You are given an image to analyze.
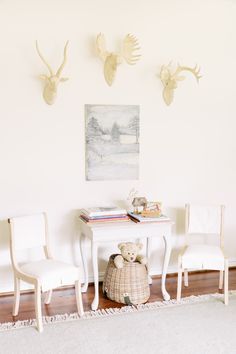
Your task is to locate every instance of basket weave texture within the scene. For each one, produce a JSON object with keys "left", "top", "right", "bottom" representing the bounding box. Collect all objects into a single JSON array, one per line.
[{"left": 102, "top": 254, "right": 150, "bottom": 305}]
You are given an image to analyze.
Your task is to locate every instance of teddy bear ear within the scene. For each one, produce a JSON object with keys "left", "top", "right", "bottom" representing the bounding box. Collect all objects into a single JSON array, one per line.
[
  {"left": 118, "top": 243, "right": 126, "bottom": 250},
  {"left": 137, "top": 243, "right": 143, "bottom": 250}
]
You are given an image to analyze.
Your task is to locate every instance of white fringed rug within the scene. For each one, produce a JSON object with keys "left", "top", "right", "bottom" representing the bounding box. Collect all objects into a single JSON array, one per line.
[{"left": 1, "top": 292, "right": 236, "bottom": 354}]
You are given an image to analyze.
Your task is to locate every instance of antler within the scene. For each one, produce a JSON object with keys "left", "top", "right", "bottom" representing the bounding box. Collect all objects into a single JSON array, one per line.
[
  {"left": 36, "top": 41, "right": 53, "bottom": 76},
  {"left": 36, "top": 41, "right": 69, "bottom": 105},
  {"left": 173, "top": 64, "right": 202, "bottom": 82},
  {"left": 159, "top": 62, "right": 202, "bottom": 106},
  {"left": 122, "top": 34, "right": 141, "bottom": 65},
  {"left": 96, "top": 33, "right": 141, "bottom": 86},
  {"left": 56, "top": 41, "right": 69, "bottom": 78}
]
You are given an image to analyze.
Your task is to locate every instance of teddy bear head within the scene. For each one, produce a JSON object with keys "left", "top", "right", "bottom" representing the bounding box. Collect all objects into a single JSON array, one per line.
[{"left": 118, "top": 242, "right": 143, "bottom": 263}]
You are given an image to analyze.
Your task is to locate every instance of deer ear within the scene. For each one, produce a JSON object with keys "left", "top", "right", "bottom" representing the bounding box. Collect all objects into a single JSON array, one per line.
[
  {"left": 60, "top": 77, "right": 69, "bottom": 82},
  {"left": 118, "top": 243, "right": 126, "bottom": 251},
  {"left": 160, "top": 67, "right": 171, "bottom": 82},
  {"left": 39, "top": 75, "right": 48, "bottom": 81},
  {"left": 137, "top": 243, "right": 143, "bottom": 250}
]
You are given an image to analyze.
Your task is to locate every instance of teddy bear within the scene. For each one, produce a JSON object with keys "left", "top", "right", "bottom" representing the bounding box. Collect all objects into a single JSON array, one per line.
[{"left": 114, "top": 242, "right": 147, "bottom": 269}]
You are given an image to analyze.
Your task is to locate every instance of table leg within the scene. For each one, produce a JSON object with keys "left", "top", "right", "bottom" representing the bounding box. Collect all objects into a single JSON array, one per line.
[
  {"left": 80, "top": 232, "right": 88, "bottom": 293},
  {"left": 146, "top": 237, "right": 152, "bottom": 285},
  {"left": 161, "top": 234, "right": 172, "bottom": 301},
  {"left": 91, "top": 242, "right": 99, "bottom": 311}
]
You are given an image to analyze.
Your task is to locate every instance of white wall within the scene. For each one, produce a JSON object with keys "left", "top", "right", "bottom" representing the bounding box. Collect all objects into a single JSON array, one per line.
[{"left": 0, "top": 0, "right": 236, "bottom": 292}]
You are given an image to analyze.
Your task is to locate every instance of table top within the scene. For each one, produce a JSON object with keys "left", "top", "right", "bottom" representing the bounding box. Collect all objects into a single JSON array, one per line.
[
  {"left": 79, "top": 217, "right": 173, "bottom": 228},
  {"left": 78, "top": 217, "right": 173, "bottom": 241}
]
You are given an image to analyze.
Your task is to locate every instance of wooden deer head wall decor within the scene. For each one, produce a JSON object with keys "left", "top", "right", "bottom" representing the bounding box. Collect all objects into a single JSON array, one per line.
[
  {"left": 36, "top": 41, "right": 69, "bottom": 105},
  {"left": 96, "top": 33, "right": 141, "bottom": 86},
  {"left": 160, "top": 63, "right": 202, "bottom": 106}
]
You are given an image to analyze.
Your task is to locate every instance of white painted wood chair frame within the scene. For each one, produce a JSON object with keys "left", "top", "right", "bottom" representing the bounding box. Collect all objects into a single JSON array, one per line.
[
  {"left": 9, "top": 213, "right": 84, "bottom": 332},
  {"left": 177, "top": 204, "right": 228, "bottom": 305}
]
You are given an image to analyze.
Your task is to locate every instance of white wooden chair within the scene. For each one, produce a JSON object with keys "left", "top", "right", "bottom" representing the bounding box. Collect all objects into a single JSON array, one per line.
[
  {"left": 177, "top": 204, "right": 228, "bottom": 305},
  {"left": 9, "top": 213, "right": 84, "bottom": 332}
]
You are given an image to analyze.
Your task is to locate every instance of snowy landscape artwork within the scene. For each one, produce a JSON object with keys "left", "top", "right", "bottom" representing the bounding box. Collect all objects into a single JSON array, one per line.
[{"left": 85, "top": 104, "right": 139, "bottom": 181}]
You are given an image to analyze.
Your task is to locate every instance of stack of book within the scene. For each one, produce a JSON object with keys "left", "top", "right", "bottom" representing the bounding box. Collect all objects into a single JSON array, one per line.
[
  {"left": 128, "top": 212, "right": 170, "bottom": 223},
  {"left": 80, "top": 206, "right": 129, "bottom": 224}
]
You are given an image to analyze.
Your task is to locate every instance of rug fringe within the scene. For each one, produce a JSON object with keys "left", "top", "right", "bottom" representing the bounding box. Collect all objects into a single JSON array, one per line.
[{"left": 1, "top": 290, "right": 235, "bottom": 332}]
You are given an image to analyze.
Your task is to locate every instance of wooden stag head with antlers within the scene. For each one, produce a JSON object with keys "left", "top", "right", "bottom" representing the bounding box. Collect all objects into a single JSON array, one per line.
[
  {"left": 36, "top": 41, "right": 69, "bottom": 105},
  {"left": 160, "top": 63, "right": 202, "bottom": 106},
  {"left": 96, "top": 33, "right": 141, "bottom": 86}
]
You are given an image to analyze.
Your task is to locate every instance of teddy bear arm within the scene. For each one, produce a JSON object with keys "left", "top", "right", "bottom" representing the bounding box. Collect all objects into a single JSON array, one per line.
[
  {"left": 114, "top": 255, "right": 124, "bottom": 269},
  {"left": 136, "top": 255, "right": 147, "bottom": 265}
]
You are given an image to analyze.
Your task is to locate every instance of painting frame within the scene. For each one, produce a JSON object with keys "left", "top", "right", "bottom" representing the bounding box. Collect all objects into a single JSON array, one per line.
[{"left": 85, "top": 104, "right": 140, "bottom": 181}]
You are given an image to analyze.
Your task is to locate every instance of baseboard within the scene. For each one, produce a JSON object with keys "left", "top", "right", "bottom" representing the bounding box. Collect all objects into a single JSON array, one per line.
[
  {"left": 228, "top": 259, "right": 236, "bottom": 267},
  {"left": 1, "top": 259, "right": 236, "bottom": 296},
  {"left": 88, "top": 259, "right": 236, "bottom": 283}
]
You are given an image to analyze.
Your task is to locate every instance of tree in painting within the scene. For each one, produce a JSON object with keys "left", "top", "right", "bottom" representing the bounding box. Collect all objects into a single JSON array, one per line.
[
  {"left": 111, "top": 122, "right": 120, "bottom": 142},
  {"left": 86, "top": 117, "right": 102, "bottom": 141},
  {"left": 128, "top": 116, "right": 139, "bottom": 143}
]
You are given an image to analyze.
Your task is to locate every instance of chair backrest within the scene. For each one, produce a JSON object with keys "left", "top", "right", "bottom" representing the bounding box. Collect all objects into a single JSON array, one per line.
[
  {"left": 9, "top": 213, "right": 47, "bottom": 252},
  {"left": 185, "top": 204, "right": 224, "bottom": 248}
]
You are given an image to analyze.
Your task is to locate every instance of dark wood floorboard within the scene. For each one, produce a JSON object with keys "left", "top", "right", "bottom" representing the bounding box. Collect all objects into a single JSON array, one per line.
[{"left": 1, "top": 269, "right": 236, "bottom": 323}]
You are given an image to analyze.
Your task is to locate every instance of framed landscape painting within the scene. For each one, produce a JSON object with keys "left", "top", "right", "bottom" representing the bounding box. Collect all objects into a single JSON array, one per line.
[{"left": 85, "top": 104, "right": 139, "bottom": 181}]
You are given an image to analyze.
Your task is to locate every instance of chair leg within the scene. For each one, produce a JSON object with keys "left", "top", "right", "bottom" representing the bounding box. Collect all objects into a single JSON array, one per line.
[
  {"left": 75, "top": 280, "right": 84, "bottom": 317},
  {"left": 13, "top": 277, "right": 20, "bottom": 316},
  {"left": 184, "top": 270, "right": 189, "bottom": 287},
  {"left": 219, "top": 270, "right": 224, "bottom": 290},
  {"left": 224, "top": 260, "right": 229, "bottom": 305},
  {"left": 35, "top": 283, "right": 43, "bottom": 332},
  {"left": 177, "top": 257, "right": 182, "bottom": 301},
  {"left": 44, "top": 290, "right": 53, "bottom": 305}
]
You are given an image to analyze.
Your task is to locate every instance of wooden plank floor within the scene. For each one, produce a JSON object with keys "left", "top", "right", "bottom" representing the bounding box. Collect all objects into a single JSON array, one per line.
[{"left": 1, "top": 269, "right": 236, "bottom": 323}]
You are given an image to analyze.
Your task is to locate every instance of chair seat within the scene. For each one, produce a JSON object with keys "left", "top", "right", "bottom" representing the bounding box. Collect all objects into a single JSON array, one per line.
[
  {"left": 20, "top": 259, "right": 81, "bottom": 292},
  {"left": 181, "top": 244, "right": 225, "bottom": 270}
]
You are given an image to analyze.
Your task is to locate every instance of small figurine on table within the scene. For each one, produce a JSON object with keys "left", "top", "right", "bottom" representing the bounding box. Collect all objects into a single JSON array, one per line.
[{"left": 132, "top": 197, "right": 147, "bottom": 214}]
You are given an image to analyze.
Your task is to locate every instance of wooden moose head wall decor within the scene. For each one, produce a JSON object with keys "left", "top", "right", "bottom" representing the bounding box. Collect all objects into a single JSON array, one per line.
[
  {"left": 36, "top": 41, "right": 69, "bottom": 105},
  {"left": 160, "top": 63, "right": 202, "bottom": 106},
  {"left": 96, "top": 33, "right": 141, "bottom": 86}
]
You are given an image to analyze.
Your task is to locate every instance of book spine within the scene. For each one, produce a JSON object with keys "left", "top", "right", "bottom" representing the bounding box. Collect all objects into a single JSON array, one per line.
[
  {"left": 83, "top": 210, "right": 127, "bottom": 217},
  {"left": 128, "top": 215, "right": 140, "bottom": 223},
  {"left": 87, "top": 219, "right": 130, "bottom": 224},
  {"left": 80, "top": 218, "right": 130, "bottom": 224},
  {"left": 80, "top": 215, "right": 129, "bottom": 223},
  {"left": 81, "top": 214, "right": 128, "bottom": 220}
]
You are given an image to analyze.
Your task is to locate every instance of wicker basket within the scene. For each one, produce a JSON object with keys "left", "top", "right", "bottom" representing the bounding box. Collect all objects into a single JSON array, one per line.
[{"left": 102, "top": 254, "right": 150, "bottom": 305}]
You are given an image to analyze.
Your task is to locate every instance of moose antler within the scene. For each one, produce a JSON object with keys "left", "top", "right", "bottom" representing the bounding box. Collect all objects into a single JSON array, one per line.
[
  {"left": 160, "top": 63, "right": 202, "bottom": 106},
  {"left": 36, "top": 41, "right": 69, "bottom": 105},
  {"left": 122, "top": 34, "right": 141, "bottom": 65},
  {"left": 96, "top": 33, "right": 141, "bottom": 86}
]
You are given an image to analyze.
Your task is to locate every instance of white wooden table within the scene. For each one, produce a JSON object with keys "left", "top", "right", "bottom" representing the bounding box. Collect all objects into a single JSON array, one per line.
[{"left": 78, "top": 219, "right": 173, "bottom": 310}]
